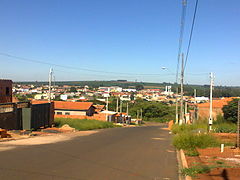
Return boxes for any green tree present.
[222,98,240,123]
[69,87,77,92]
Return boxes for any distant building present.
[0,79,12,103]
[99,86,122,92]
[122,89,137,92]
[34,93,55,100]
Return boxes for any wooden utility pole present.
[237,100,240,148]
[209,72,214,132]
[179,53,184,124]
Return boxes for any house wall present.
[55,113,107,121]
[0,80,12,103]
[55,110,87,116]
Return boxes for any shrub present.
[213,123,237,133]
[171,124,207,134]
[55,118,115,131]
[173,133,219,150]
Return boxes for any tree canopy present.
[222,98,240,123]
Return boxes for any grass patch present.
[181,165,210,177]
[55,118,115,131]
[173,132,219,150]
[185,149,200,156]
[171,124,207,134]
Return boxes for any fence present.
[0,102,54,130]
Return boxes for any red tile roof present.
[32,100,94,110]
[54,101,94,110]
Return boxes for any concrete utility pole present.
[48,68,53,102]
[120,100,122,113]
[126,102,129,115]
[179,53,185,125]
[175,87,179,124]
[116,97,119,113]
[193,89,197,124]
[237,100,240,148]
[209,72,214,132]
[106,88,110,121]
[106,88,109,111]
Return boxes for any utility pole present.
[106,88,110,111]
[193,89,197,124]
[116,97,119,113]
[209,72,214,132]
[237,100,240,148]
[106,88,109,121]
[48,68,53,102]
[175,87,179,124]
[179,53,184,124]
[126,102,129,115]
[140,108,143,120]
[120,100,122,113]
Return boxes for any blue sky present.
[0,0,239,85]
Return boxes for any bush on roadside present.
[172,132,219,150]
[55,118,115,131]
[171,124,207,134]
[213,123,237,133]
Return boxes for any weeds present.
[55,118,115,130]
[181,165,210,177]
[185,149,199,156]
[173,132,219,150]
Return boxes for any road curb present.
[177,149,192,180]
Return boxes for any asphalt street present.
[0,123,179,180]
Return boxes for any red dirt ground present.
[186,147,240,179]
[185,133,240,180]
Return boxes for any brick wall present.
[0,80,12,103]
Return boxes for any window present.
[6,87,10,96]
[57,112,62,115]
[65,112,70,115]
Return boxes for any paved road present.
[0,123,179,180]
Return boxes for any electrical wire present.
[0,52,173,76]
[183,0,199,71]
[176,0,187,83]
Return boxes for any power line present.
[176,0,187,83]
[0,52,174,76]
[183,0,199,71]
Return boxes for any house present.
[0,79,12,103]
[54,101,96,116]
